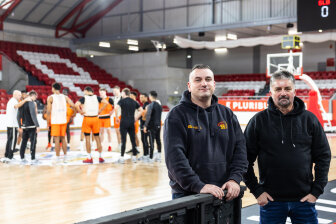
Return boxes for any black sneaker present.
[13,148,19,153]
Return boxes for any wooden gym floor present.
[0,129,335,224]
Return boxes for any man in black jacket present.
[17,91,40,165]
[164,64,248,200]
[144,91,162,162]
[244,70,331,223]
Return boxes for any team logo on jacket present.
[217,121,228,130]
[188,124,202,130]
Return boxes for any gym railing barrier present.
[77,186,246,224]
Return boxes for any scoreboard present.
[297,0,336,32]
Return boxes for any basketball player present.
[16,90,28,150]
[98,88,114,152]
[138,93,150,162]
[114,88,143,163]
[17,91,40,164]
[129,91,140,154]
[47,83,75,163]
[75,86,108,163]
[3,90,28,162]
[63,88,76,151]
[113,86,122,150]
[144,91,162,162]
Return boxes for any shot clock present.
[297,0,336,32]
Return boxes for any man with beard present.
[244,70,331,223]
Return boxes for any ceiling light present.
[214,48,228,53]
[174,91,178,95]
[318,29,323,33]
[90,55,94,58]
[129,46,139,51]
[99,42,110,48]
[227,33,237,40]
[2,0,13,10]
[187,55,191,58]
[288,28,298,35]
[215,35,227,41]
[127,39,138,45]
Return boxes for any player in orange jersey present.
[98,88,114,152]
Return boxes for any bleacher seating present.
[0,40,140,103]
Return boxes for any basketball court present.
[0,129,335,224]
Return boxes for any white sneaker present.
[63,156,68,163]
[148,158,154,163]
[2,158,10,163]
[154,152,161,162]
[132,156,137,163]
[21,159,29,165]
[114,157,124,164]
[142,155,149,163]
[30,159,39,165]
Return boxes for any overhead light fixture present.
[227,33,237,40]
[90,55,94,58]
[99,42,110,48]
[318,29,323,33]
[174,91,178,95]
[215,35,227,41]
[128,46,139,51]
[127,39,138,45]
[288,28,298,35]
[2,0,13,10]
[187,55,191,58]
[214,48,228,53]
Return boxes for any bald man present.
[3,90,29,163]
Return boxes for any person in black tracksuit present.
[144,91,162,160]
[244,71,331,223]
[164,64,247,200]
[17,91,40,162]
[139,93,150,159]
[115,88,143,162]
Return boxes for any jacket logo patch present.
[188,124,202,130]
[217,121,228,130]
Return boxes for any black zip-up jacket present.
[244,97,331,201]
[164,90,248,194]
[144,101,162,128]
[17,101,39,128]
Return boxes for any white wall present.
[167,41,336,74]
[90,52,190,105]
[1,22,70,48]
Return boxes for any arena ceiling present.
[0,0,301,54]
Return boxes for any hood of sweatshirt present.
[180,90,218,135]
[267,96,305,148]
[163,90,248,194]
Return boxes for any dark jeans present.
[120,121,137,156]
[140,128,149,156]
[20,128,37,160]
[260,201,318,224]
[5,127,18,159]
[148,125,161,159]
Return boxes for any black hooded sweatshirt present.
[244,97,331,201]
[164,90,248,194]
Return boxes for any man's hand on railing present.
[200,184,225,200]
[222,180,241,201]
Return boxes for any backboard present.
[266,52,303,78]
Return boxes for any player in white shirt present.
[3,90,28,162]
